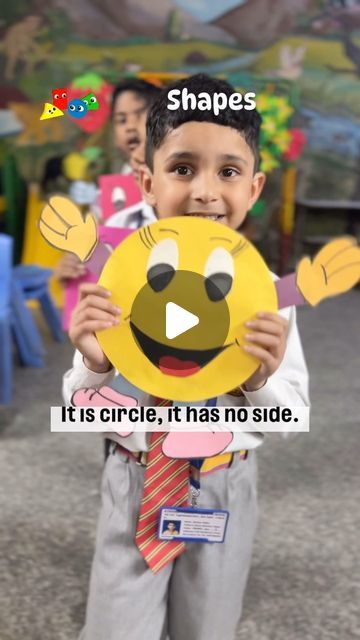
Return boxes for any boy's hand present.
[242,312,288,391]
[69,283,121,373]
[54,252,87,283]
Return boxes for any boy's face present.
[141,122,265,230]
[112,91,147,158]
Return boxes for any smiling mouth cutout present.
[130,322,227,377]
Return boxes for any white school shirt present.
[62,298,310,454]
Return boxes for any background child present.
[55,79,160,283]
[63,74,309,640]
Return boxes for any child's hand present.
[242,312,288,391]
[69,283,121,373]
[54,252,87,282]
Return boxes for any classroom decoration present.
[256,93,294,174]
[67,73,113,133]
[98,173,142,220]
[9,102,68,145]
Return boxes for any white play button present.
[166,302,199,340]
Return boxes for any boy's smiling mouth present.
[184,212,226,222]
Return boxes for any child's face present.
[112,91,147,158]
[141,122,265,229]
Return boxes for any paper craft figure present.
[52,88,68,110]
[39,194,98,261]
[72,386,136,437]
[62,225,132,330]
[67,99,88,119]
[38,198,360,399]
[38,196,360,457]
[81,93,99,110]
[98,174,142,220]
[40,102,64,121]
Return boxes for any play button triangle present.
[166,302,199,340]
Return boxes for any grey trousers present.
[79,448,258,640]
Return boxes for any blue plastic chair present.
[0,234,13,404]
[9,265,64,368]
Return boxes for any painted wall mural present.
[1,0,360,200]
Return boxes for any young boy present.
[55,79,160,282]
[111,78,162,174]
[63,74,309,640]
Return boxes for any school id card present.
[157,507,229,543]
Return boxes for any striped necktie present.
[135,400,189,573]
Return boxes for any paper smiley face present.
[52,88,68,110]
[96,217,277,402]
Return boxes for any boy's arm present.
[62,349,116,406]
[240,305,309,420]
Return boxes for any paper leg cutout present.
[71,386,137,437]
[162,431,233,459]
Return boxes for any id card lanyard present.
[189,397,217,507]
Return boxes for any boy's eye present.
[174,165,191,176]
[221,167,238,178]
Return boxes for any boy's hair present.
[146,73,262,173]
[111,79,161,116]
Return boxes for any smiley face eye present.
[90,96,97,104]
[54,93,59,99]
[205,273,233,301]
[147,264,175,292]
[204,247,234,301]
[147,238,178,292]
[62,92,67,98]
[78,104,84,112]
[69,104,75,111]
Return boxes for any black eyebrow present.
[219,154,248,166]
[158,228,179,235]
[166,152,199,162]
[166,152,248,166]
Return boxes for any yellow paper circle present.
[97,217,277,401]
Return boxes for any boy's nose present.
[192,174,219,204]
[125,113,139,131]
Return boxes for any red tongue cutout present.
[159,355,200,377]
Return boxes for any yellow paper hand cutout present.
[38,195,98,262]
[296,237,360,306]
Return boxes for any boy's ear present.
[249,171,266,210]
[139,166,156,207]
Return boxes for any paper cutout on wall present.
[98,173,142,220]
[9,102,68,145]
